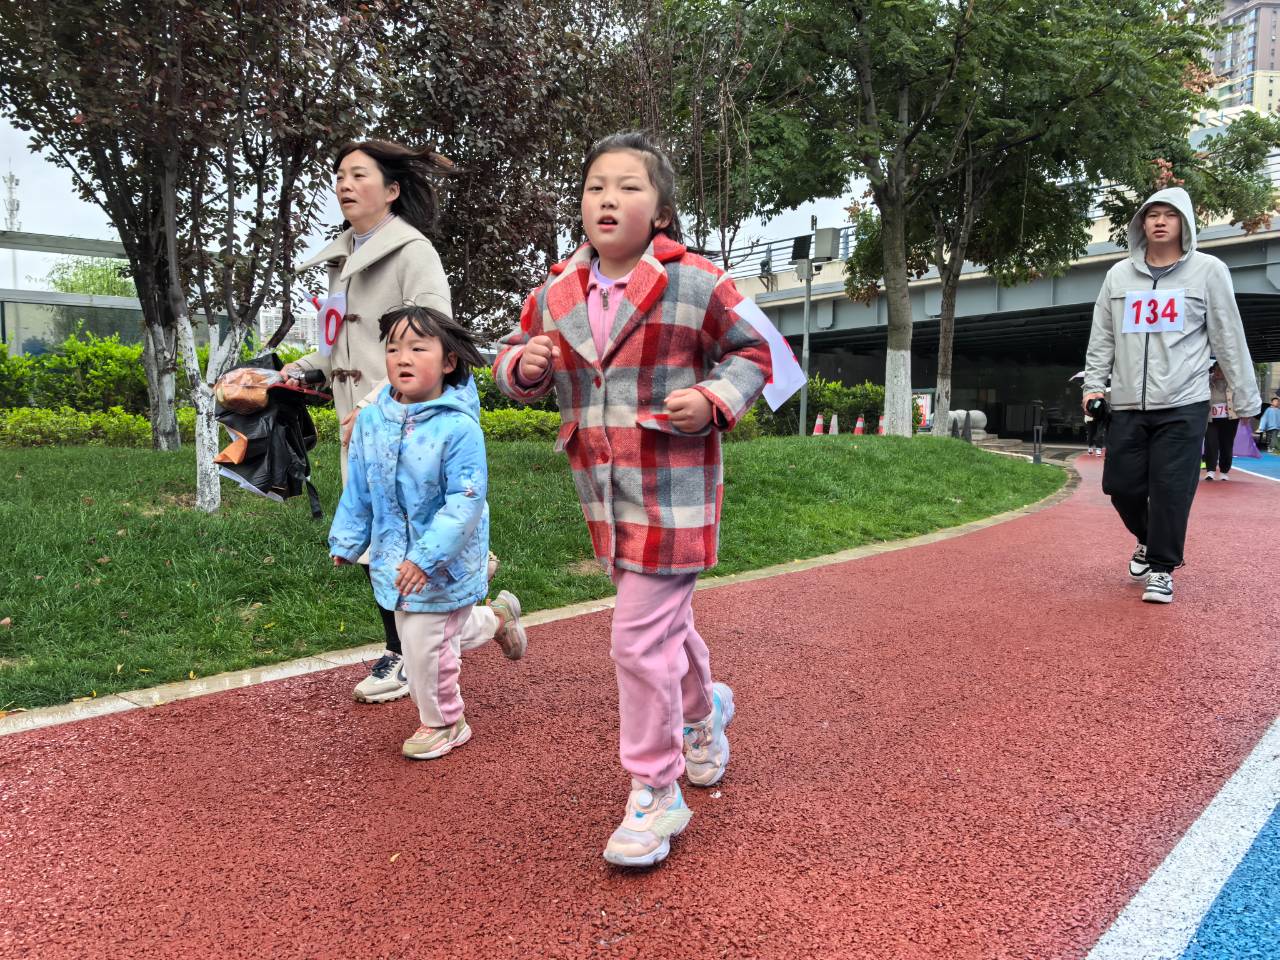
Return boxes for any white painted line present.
[1232,466,1280,484]
[1086,715,1280,960]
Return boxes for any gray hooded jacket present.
[1083,187,1260,416]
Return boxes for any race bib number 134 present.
[1123,289,1185,334]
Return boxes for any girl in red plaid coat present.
[493,132,771,867]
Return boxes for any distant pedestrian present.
[493,132,771,867]
[1082,187,1260,605]
[1259,396,1280,452]
[1202,362,1238,481]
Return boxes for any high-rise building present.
[1213,0,1280,114]
[257,306,318,350]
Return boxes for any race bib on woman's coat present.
[317,291,347,358]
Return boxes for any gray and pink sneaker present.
[683,682,735,787]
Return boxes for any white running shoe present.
[1143,571,1174,604]
[684,682,735,787]
[353,650,409,704]
[402,715,472,760]
[489,590,527,660]
[603,779,692,868]
[1128,543,1150,581]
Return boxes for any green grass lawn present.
[0,436,1063,710]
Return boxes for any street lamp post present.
[797,256,814,435]
[793,215,837,435]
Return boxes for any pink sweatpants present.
[610,569,716,788]
[394,604,499,728]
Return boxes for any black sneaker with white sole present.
[1142,571,1173,603]
[1128,543,1150,581]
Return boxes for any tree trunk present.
[142,320,180,450]
[932,280,958,437]
[878,199,915,436]
[174,316,220,513]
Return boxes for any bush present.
[750,376,918,435]
[26,332,149,415]
[472,365,558,412]
[480,407,560,441]
[724,406,761,442]
[0,351,33,407]
[0,406,152,447]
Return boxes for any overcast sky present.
[0,118,856,293]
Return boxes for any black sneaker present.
[1128,543,1150,581]
[1142,571,1173,604]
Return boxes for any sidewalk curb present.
[2,464,1076,738]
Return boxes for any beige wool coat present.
[293,217,451,482]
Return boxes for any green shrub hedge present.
[1,332,312,413]
[0,403,562,448]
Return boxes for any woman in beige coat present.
[286,139,455,704]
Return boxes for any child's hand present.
[664,388,713,433]
[395,559,428,594]
[333,556,351,566]
[519,335,560,382]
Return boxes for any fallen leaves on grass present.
[0,617,10,629]
[96,556,112,565]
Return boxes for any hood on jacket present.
[372,374,481,425]
[1127,187,1198,269]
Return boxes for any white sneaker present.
[353,650,409,704]
[1143,571,1174,604]
[684,682,735,787]
[402,715,472,760]
[1128,543,1150,581]
[603,779,692,867]
[1219,472,1230,481]
[489,590,527,660]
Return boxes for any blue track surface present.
[1180,805,1280,959]
[1234,453,1280,481]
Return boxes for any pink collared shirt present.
[586,259,632,358]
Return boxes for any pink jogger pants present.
[394,604,499,728]
[610,569,716,788]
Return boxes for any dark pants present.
[363,565,402,654]
[1102,402,1209,573]
[1203,417,1237,474]
[1086,419,1104,449]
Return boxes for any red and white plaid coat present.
[493,235,771,575]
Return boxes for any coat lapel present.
[600,235,683,364]
[543,245,597,366]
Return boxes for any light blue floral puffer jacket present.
[328,378,489,613]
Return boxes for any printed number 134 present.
[1132,298,1178,326]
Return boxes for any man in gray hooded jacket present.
[1083,187,1259,604]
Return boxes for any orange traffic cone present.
[876,415,886,435]
[828,413,839,435]
[853,415,865,435]
[812,413,825,435]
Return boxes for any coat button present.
[593,375,602,387]
[598,451,610,465]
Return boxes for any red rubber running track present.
[3,455,1278,959]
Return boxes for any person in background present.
[1082,187,1260,605]
[1202,361,1238,481]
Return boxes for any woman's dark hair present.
[579,131,683,242]
[334,140,456,238]
[378,305,484,390]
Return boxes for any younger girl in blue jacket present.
[329,305,526,759]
